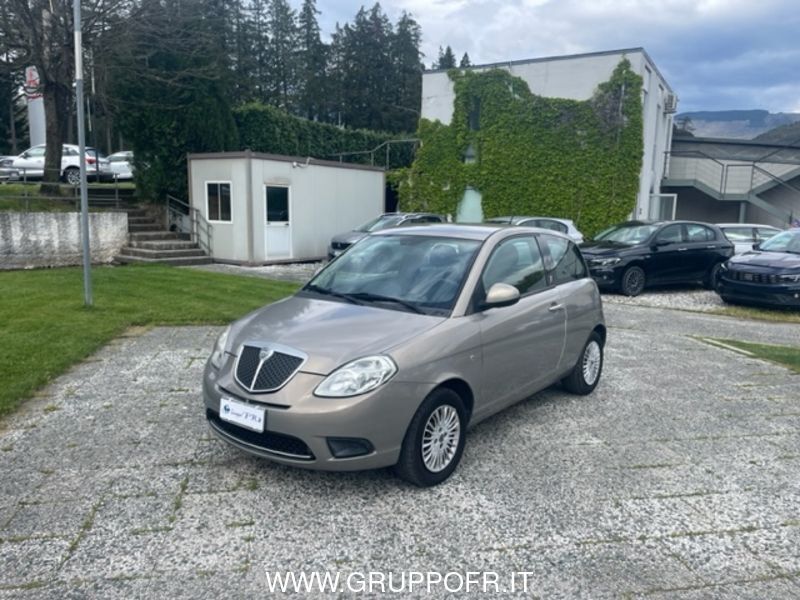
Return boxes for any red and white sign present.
[24,66,43,101]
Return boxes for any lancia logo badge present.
[259,348,274,361]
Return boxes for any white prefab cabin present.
[188,152,385,264]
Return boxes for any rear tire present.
[620,266,646,296]
[64,167,80,186]
[393,388,467,487]
[562,331,604,395]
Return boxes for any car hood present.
[729,251,800,271]
[228,295,444,375]
[330,231,367,246]
[580,241,637,257]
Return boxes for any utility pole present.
[74,0,93,306]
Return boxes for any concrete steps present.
[115,209,212,266]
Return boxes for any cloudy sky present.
[316,0,800,114]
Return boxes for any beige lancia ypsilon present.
[203,224,605,486]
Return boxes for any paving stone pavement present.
[1,307,799,598]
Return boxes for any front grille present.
[727,270,779,284]
[207,409,314,460]
[235,344,305,393]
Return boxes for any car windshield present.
[758,231,800,254]
[356,215,406,232]
[594,223,659,245]
[302,235,482,315]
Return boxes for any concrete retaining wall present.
[0,212,129,269]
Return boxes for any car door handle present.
[677,247,688,251]
[706,245,717,249]
[548,303,564,312]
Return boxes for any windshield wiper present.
[303,284,363,305]
[348,292,425,314]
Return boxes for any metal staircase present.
[663,150,799,223]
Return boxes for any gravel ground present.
[602,286,726,312]
[1,309,799,598]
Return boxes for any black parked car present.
[581,220,734,296]
[717,229,800,308]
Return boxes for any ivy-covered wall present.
[396,59,644,237]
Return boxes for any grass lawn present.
[710,305,800,324]
[712,338,800,374]
[0,264,299,418]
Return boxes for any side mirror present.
[752,242,761,251]
[484,283,520,309]
[20,152,29,159]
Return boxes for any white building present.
[187,152,384,264]
[421,47,676,221]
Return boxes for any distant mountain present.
[754,121,800,145]
[675,110,800,140]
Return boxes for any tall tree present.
[265,0,299,110]
[296,0,327,120]
[459,52,471,68]
[436,45,456,69]
[107,0,238,199]
[389,12,422,132]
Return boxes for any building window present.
[207,182,231,222]
[468,96,480,131]
[266,186,289,222]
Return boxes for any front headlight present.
[315,355,397,398]
[778,273,800,283]
[210,325,232,369]
[590,257,621,267]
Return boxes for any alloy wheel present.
[421,405,461,473]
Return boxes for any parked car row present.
[1,144,134,184]
[329,212,792,308]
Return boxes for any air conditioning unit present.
[664,94,678,114]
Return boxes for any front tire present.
[562,331,604,395]
[705,262,723,291]
[620,265,646,296]
[393,388,467,487]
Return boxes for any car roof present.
[375,223,574,242]
[381,212,441,218]
[717,223,781,229]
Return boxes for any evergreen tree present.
[265,0,299,110]
[109,0,239,199]
[436,45,456,69]
[390,12,422,132]
[459,52,471,68]
[297,0,327,120]
[247,0,271,103]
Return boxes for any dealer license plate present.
[219,397,265,433]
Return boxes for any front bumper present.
[588,266,623,289]
[202,358,433,471]
[718,278,800,308]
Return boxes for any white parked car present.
[10,144,112,185]
[485,216,585,243]
[717,223,782,254]
[107,150,134,181]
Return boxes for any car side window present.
[535,219,568,234]
[756,228,779,241]
[481,236,547,296]
[723,227,755,242]
[686,224,715,242]
[26,147,46,158]
[540,235,587,284]
[655,224,683,244]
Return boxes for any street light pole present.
[73,0,93,306]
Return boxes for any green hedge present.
[234,103,416,170]
[396,59,644,237]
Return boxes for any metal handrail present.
[166,194,212,256]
